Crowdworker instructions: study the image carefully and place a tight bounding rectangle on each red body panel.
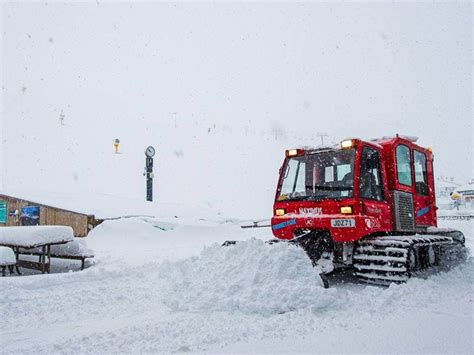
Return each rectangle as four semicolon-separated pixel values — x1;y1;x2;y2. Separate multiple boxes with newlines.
271;214;389;242
271;136;437;243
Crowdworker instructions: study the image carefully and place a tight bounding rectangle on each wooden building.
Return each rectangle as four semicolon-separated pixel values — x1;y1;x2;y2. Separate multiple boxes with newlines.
0;194;102;237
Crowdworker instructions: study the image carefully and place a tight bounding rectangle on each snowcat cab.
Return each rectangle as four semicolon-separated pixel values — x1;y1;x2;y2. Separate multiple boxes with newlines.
271;135;466;286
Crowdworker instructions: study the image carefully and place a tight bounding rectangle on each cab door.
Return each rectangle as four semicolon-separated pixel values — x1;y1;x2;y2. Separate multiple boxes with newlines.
358;145;391;232
412;149;432;228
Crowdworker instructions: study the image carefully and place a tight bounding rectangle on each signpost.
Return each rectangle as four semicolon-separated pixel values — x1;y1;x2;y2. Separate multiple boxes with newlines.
144;146;155;202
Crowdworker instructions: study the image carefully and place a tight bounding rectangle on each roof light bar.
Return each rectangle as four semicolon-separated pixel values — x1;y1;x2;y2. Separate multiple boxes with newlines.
340;139;355;149
286;149;303;157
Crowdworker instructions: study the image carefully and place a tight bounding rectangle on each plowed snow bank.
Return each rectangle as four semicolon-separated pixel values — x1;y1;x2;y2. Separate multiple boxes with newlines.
159;239;335;316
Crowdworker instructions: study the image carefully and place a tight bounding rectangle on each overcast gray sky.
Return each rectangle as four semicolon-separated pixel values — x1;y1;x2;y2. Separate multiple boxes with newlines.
0;1;472;215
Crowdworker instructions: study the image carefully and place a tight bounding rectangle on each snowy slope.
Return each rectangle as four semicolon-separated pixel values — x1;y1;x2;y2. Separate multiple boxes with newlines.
1;218;472;353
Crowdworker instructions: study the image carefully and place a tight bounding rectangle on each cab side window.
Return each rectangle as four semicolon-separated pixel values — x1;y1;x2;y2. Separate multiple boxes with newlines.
359;146;384;201
414;150;428;196
396;145;412;186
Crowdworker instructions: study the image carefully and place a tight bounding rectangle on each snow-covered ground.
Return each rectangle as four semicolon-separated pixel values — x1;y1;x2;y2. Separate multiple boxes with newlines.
1;217;472;353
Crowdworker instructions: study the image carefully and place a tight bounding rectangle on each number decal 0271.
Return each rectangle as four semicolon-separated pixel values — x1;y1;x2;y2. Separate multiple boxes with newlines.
330;219;356;228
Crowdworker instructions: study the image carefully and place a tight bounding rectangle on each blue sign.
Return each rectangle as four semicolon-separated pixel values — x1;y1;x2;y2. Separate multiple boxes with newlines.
416;206;430;217
272;218;297;231
0;201;6;224
21;206;40;226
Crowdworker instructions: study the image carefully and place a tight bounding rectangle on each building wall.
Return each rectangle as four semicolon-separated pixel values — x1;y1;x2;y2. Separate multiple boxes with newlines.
0;195;95;237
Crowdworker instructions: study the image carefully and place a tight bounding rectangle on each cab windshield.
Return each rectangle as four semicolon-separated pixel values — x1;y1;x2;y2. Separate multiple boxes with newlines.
277;149;355;201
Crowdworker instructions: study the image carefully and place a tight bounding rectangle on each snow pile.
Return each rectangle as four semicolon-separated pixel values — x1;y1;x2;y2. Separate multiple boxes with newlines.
0;247;16;265
0;225;74;247
50;239;93;256
86;218;268;267
159;239;336;316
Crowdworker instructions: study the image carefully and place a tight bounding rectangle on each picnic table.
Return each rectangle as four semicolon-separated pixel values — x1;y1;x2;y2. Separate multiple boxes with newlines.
19;239;94;271
0;226;74;274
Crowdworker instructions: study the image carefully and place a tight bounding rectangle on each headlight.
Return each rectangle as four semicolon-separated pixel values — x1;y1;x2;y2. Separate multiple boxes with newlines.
340;206;352;214
275;208;286;216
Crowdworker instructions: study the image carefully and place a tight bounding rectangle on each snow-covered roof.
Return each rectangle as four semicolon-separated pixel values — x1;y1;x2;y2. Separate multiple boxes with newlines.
0;189;224;223
455;182;474;194
370;135;418;143
298;145;337;151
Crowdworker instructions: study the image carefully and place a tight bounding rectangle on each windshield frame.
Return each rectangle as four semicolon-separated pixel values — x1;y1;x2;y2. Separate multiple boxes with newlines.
275;148;356;202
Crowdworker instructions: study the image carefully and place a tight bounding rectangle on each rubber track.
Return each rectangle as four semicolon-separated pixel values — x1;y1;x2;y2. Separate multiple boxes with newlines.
353;234;455;286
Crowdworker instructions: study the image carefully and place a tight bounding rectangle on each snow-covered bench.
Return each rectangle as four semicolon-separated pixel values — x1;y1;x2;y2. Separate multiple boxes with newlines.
0;246;17;276
0;226;75;273
19;240;94;270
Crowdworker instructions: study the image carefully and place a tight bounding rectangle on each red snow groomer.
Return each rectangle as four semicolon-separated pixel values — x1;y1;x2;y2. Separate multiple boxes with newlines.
271;135;466;286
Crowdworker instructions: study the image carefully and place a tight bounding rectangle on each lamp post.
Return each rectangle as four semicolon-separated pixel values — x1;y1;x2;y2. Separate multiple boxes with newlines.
144;146;155;201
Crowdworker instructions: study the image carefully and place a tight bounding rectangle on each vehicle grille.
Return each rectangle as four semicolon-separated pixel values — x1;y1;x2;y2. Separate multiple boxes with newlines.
392;191;414;232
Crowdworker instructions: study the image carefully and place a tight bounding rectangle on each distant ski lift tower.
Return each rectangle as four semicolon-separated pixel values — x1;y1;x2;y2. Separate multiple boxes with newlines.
59;110;65;125
114;139;120;154
316;132;329;146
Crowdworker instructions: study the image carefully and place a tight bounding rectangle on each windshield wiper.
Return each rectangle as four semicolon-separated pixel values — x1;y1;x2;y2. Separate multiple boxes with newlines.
285;195;329;201
312;185;353;191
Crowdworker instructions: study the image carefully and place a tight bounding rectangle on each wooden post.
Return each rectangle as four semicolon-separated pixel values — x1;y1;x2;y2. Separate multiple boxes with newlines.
14;247;22;275
47;245;51;273
41;245;46;273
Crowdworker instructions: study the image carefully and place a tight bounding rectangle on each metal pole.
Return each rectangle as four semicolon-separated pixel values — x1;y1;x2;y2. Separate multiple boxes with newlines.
316;132;329;146
146;157;153;201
